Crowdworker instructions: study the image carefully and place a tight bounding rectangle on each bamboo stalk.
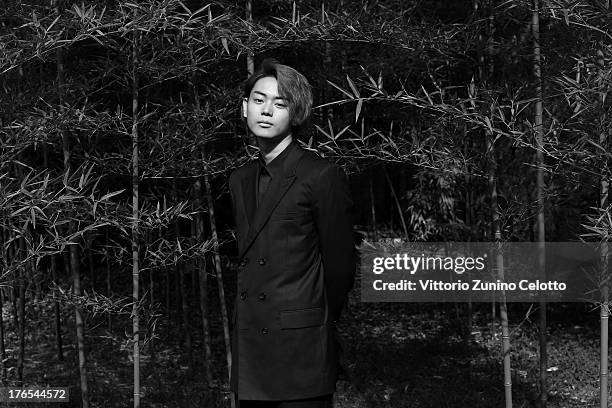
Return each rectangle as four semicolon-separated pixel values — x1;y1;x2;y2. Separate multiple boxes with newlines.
532;2;548;406
179;254;193;364
383;166;408;240
173;180;192;364
165;227;171;342
246;0;254;75
87;233;95;288
106;229;112;331
487;108;512;408
601;285;609;408
16;237;25;386
0;227;7;384
204;172;233;408
369;168;377;241
189;67;213;387
54;1;88;403
194;184;213;386
497;269;512;403
71;240;88;407
131;29;141;408
0;289;6;385
51;256;64;362
598;46;610;408
148;230;155;357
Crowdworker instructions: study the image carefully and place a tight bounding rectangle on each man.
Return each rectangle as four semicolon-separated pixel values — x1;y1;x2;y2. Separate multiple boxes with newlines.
228;59;355;408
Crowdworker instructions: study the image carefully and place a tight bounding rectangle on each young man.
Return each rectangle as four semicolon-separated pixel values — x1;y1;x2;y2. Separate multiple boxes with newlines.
228;59;355;408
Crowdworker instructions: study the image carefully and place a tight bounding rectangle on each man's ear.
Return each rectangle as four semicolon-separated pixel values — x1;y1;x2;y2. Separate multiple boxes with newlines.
242;98;248;118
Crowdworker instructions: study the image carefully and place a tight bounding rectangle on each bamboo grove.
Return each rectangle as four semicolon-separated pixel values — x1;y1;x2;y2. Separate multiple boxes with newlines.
1;0;611;407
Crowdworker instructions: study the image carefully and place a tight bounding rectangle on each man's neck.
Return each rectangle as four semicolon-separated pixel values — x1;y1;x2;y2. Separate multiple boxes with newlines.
257;134;293;165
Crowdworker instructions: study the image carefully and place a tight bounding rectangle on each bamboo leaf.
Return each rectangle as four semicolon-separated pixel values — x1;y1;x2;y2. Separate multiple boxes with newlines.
355;98;363;123
10;207;29;217
335;124;352;140
327;80;354;99
177;1;191;13
46;15;60;32
421;85;433;105
100;189;125;202
361;65;377;89
347;75;360;98
586;138;607;153
221;37;230;55
314;124;331;139
484;116;493;133
72;4;83;19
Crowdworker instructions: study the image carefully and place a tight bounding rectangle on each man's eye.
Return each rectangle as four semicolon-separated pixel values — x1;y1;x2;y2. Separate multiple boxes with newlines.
275;103;287;108
253;98;263;103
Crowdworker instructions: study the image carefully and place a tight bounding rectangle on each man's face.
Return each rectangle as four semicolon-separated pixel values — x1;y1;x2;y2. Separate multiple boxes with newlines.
243;76;292;141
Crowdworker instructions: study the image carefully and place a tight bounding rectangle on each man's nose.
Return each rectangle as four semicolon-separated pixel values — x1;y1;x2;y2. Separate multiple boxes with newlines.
261;101;273;116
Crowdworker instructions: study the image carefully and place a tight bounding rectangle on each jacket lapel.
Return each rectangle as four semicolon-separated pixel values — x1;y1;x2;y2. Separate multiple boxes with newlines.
239;145;305;258
240;170;257;229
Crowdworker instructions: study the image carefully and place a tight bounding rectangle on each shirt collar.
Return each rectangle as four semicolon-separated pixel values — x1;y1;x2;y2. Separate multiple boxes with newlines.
258;141;296;178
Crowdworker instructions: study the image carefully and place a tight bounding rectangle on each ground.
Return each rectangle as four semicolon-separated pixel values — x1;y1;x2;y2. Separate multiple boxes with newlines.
9;273;607;407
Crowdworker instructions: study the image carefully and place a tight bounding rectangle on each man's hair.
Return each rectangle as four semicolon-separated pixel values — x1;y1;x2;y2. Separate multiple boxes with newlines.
243;59;313;134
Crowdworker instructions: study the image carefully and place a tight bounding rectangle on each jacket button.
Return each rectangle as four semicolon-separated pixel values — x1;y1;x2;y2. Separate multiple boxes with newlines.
240;291;248;300
258;258;266;266
258;292;266;301
240;258;249;267
261;327;269;335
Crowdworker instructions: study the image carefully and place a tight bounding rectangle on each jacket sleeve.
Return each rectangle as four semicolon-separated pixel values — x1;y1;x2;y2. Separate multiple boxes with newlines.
313;163;356;322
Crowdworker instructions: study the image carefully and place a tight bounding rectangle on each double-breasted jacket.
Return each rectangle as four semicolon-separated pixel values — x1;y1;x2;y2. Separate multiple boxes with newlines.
228;142;355;400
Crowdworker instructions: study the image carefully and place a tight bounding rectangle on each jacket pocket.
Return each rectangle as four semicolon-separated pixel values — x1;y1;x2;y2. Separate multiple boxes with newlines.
279;307;325;329
270;206;311;220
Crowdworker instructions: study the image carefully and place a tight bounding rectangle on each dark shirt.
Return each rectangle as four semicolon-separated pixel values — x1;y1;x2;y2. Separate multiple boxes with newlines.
257;141;296;207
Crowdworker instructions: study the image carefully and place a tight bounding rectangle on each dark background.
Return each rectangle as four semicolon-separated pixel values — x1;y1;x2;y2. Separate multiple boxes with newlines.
0;0;611;406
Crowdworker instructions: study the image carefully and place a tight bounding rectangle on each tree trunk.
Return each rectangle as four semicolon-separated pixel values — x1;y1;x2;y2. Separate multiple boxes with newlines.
464;132;474;340
172;179;192;364
131;31;141;408
54;2;88;403
87;233;95;289
484;0;512;389
246;0;254;75
383;166;408;240
195;194;213;387
488;125;512;408
189;59;213;388
204;173;233;408
179;257;193;365
598;46;610;408
0;289;6;385
0;228;7;384
51;256;64;362
71;240;89;407
148;231;155;357
194;178;212;386
165;237;171;342
369;168;377;240
532;2;547;406
16;238;25;386
106;229;112;331
60;59;90;408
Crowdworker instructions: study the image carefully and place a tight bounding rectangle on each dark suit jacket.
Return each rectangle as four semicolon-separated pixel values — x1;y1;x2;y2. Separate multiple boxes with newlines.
228;142;355;401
